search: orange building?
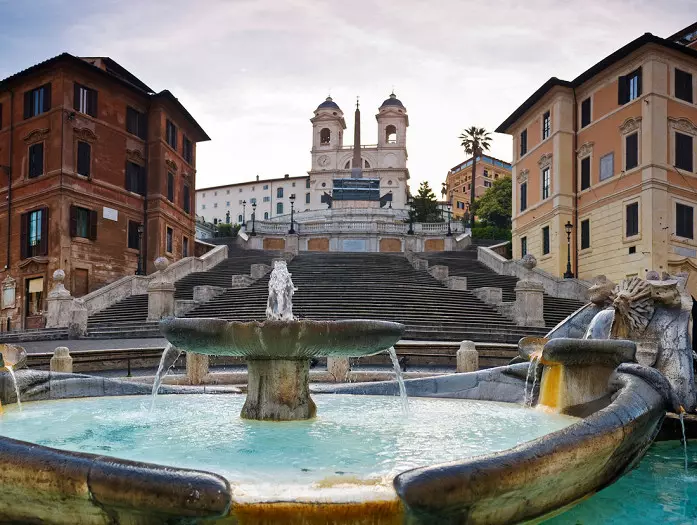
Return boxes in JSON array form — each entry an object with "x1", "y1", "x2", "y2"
[
  {"x1": 444, "y1": 155, "x2": 511, "y2": 219},
  {"x1": 497, "y1": 25, "x2": 697, "y2": 289}
]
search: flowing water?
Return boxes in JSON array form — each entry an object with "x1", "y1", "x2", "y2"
[
  {"x1": 680, "y1": 411, "x2": 688, "y2": 473},
  {"x1": 0, "y1": 394, "x2": 577, "y2": 500},
  {"x1": 149, "y1": 344, "x2": 182, "y2": 411},
  {"x1": 524, "y1": 356, "x2": 540, "y2": 407},
  {"x1": 266, "y1": 260, "x2": 297, "y2": 321},
  {"x1": 6, "y1": 366, "x2": 21, "y2": 411},
  {"x1": 387, "y1": 346, "x2": 409, "y2": 416},
  {"x1": 527, "y1": 357, "x2": 541, "y2": 408}
]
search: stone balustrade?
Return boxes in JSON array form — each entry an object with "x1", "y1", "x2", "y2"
[{"x1": 250, "y1": 220, "x2": 464, "y2": 235}]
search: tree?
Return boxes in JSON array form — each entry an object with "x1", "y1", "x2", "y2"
[
  {"x1": 412, "y1": 181, "x2": 441, "y2": 222},
  {"x1": 472, "y1": 176, "x2": 511, "y2": 228},
  {"x1": 459, "y1": 126, "x2": 492, "y2": 229}
]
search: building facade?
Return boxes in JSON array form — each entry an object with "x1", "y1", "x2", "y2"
[
  {"x1": 444, "y1": 155, "x2": 512, "y2": 219},
  {"x1": 0, "y1": 53, "x2": 208, "y2": 329},
  {"x1": 195, "y1": 93, "x2": 410, "y2": 222},
  {"x1": 497, "y1": 27, "x2": 697, "y2": 289}
]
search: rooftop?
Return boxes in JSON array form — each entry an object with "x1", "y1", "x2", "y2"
[
  {"x1": 449, "y1": 154, "x2": 512, "y2": 174},
  {"x1": 197, "y1": 174, "x2": 308, "y2": 192}
]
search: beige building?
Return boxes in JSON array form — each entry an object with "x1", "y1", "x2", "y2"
[
  {"x1": 444, "y1": 155, "x2": 512, "y2": 219},
  {"x1": 497, "y1": 25, "x2": 697, "y2": 289}
]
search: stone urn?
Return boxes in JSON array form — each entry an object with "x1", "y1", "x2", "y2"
[{"x1": 520, "y1": 253, "x2": 537, "y2": 270}]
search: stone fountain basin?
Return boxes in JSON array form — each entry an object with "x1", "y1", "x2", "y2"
[
  {"x1": 160, "y1": 317, "x2": 405, "y2": 358},
  {"x1": 0, "y1": 361, "x2": 670, "y2": 524}
]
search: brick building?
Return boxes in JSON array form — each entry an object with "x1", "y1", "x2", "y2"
[
  {"x1": 0, "y1": 53, "x2": 209, "y2": 329},
  {"x1": 444, "y1": 155, "x2": 512, "y2": 219}
]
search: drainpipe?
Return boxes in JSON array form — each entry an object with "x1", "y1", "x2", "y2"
[
  {"x1": 5, "y1": 89, "x2": 14, "y2": 271},
  {"x1": 142, "y1": 100, "x2": 151, "y2": 273},
  {"x1": 572, "y1": 88, "x2": 579, "y2": 277}
]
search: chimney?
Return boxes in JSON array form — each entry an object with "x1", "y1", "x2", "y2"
[
  {"x1": 284, "y1": 174, "x2": 289, "y2": 178},
  {"x1": 256, "y1": 175, "x2": 259, "y2": 181}
]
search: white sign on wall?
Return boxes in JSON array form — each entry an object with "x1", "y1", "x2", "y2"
[{"x1": 103, "y1": 207, "x2": 119, "y2": 221}]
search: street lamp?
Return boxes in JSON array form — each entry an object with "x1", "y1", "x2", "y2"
[
  {"x1": 407, "y1": 197, "x2": 414, "y2": 235},
  {"x1": 564, "y1": 221, "x2": 574, "y2": 278},
  {"x1": 251, "y1": 202, "x2": 257, "y2": 236},
  {"x1": 446, "y1": 201, "x2": 452, "y2": 236},
  {"x1": 289, "y1": 194, "x2": 296, "y2": 234},
  {"x1": 136, "y1": 224, "x2": 144, "y2": 275},
  {"x1": 242, "y1": 200, "x2": 246, "y2": 228}
]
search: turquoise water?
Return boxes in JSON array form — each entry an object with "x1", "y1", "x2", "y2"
[
  {"x1": 0, "y1": 394, "x2": 576, "y2": 499},
  {"x1": 546, "y1": 441, "x2": 697, "y2": 524}
]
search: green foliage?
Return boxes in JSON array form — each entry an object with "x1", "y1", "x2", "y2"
[
  {"x1": 216, "y1": 223, "x2": 241, "y2": 238},
  {"x1": 461, "y1": 218, "x2": 511, "y2": 241},
  {"x1": 459, "y1": 126, "x2": 492, "y2": 156},
  {"x1": 412, "y1": 181, "x2": 442, "y2": 222},
  {"x1": 472, "y1": 177, "x2": 512, "y2": 228}
]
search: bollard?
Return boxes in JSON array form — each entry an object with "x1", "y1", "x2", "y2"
[
  {"x1": 456, "y1": 341, "x2": 478, "y2": 373},
  {"x1": 50, "y1": 347, "x2": 73, "y2": 373}
]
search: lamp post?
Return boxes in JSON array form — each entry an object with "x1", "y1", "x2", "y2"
[
  {"x1": 564, "y1": 221, "x2": 574, "y2": 278},
  {"x1": 407, "y1": 197, "x2": 414, "y2": 235},
  {"x1": 136, "y1": 224, "x2": 144, "y2": 275},
  {"x1": 446, "y1": 201, "x2": 452, "y2": 236},
  {"x1": 289, "y1": 194, "x2": 296, "y2": 234},
  {"x1": 251, "y1": 202, "x2": 257, "y2": 236},
  {"x1": 242, "y1": 200, "x2": 246, "y2": 229}
]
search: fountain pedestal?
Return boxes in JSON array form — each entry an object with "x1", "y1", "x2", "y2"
[{"x1": 242, "y1": 359, "x2": 317, "y2": 420}]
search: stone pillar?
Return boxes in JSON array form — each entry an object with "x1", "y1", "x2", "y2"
[
  {"x1": 68, "y1": 299, "x2": 88, "y2": 337},
  {"x1": 250, "y1": 264, "x2": 271, "y2": 280},
  {"x1": 285, "y1": 235, "x2": 299, "y2": 255},
  {"x1": 45, "y1": 270, "x2": 74, "y2": 328},
  {"x1": 444, "y1": 276, "x2": 467, "y2": 290},
  {"x1": 186, "y1": 353, "x2": 209, "y2": 385},
  {"x1": 230, "y1": 275, "x2": 255, "y2": 288},
  {"x1": 147, "y1": 257, "x2": 176, "y2": 321},
  {"x1": 428, "y1": 265, "x2": 449, "y2": 281},
  {"x1": 192, "y1": 285, "x2": 226, "y2": 303},
  {"x1": 472, "y1": 287, "x2": 503, "y2": 305},
  {"x1": 50, "y1": 347, "x2": 73, "y2": 373},
  {"x1": 327, "y1": 357, "x2": 350, "y2": 382},
  {"x1": 514, "y1": 280, "x2": 545, "y2": 327},
  {"x1": 456, "y1": 341, "x2": 478, "y2": 373}
]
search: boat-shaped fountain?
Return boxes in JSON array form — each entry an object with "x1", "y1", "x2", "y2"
[{"x1": 0, "y1": 264, "x2": 691, "y2": 524}]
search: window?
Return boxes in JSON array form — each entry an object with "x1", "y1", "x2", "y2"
[
  {"x1": 675, "y1": 69, "x2": 693, "y2": 103},
  {"x1": 226, "y1": 201, "x2": 230, "y2": 207},
  {"x1": 483, "y1": 169, "x2": 489, "y2": 177},
  {"x1": 542, "y1": 226, "x2": 550, "y2": 255},
  {"x1": 542, "y1": 111, "x2": 551, "y2": 140},
  {"x1": 167, "y1": 172, "x2": 174, "y2": 202},
  {"x1": 213, "y1": 203, "x2": 218, "y2": 208},
  {"x1": 73, "y1": 83, "x2": 97, "y2": 117},
  {"x1": 618, "y1": 68, "x2": 642, "y2": 104},
  {"x1": 305, "y1": 192, "x2": 310, "y2": 204},
  {"x1": 277, "y1": 202, "x2": 283, "y2": 215},
  {"x1": 580, "y1": 157, "x2": 591, "y2": 190},
  {"x1": 484, "y1": 180, "x2": 492, "y2": 188},
  {"x1": 520, "y1": 182, "x2": 527, "y2": 212},
  {"x1": 126, "y1": 107, "x2": 147, "y2": 139},
  {"x1": 676, "y1": 203, "x2": 694, "y2": 239},
  {"x1": 520, "y1": 129, "x2": 527, "y2": 157},
  {"x1": 77, "y1": 141, "x2": 91, "y2": 177},
  {"x1": 264, "y1": 212, "x2": 269, "y2": 219},
  {"x1": 292, "y1": 182, "x2": 296, "y2": 187},
  {"x1": 580, "y1": 219, "x2": 590, "y2": 250},
  {"x1": 457, "y1": 201, "x2": 465, "y2": 209},
  {"x1": 675, "y1": 132, "x2": 693, "y2": 172},
  {"x1": 581, "y1": 98, "x2": 591, "y2": 128},
  {"x1": 306, "y1": 179, "x2": 311, "y2": 188},
  {"x1": 263, "y1": 196, "x2": 270, "y2": 202},
  {"x1": 250, "y1": 197, "x2": 256, "y2": 204},
  {"x1": 214, "y1": 191, "x2": 217, "y2": 196},
  {"x1": 23, "y1": 84, "x2": 51, "y2": 119},
  {"x1": 166, "y1": 227, "x2": 173, "y2": 253},
  {"x1": 600, "y1": 152, "x2": 614, "y2": 181},
  {"x1": 263, "y1": 184, "x2": 269, "y2": 190},
  {"x1": 201, "y1": 204, "x2": 206, "y2": 210},
  {"x1": 542, "y1": 167, "x2": 550, "y2": 199},
  {"x1": 183, "y1": 136, "x2": 193, "y2": 163},
  {"x1": 629, "y1": 246, "x2": 636, "y2": 254},
  {"x1": 28, "y1": 142, "x2": 44, "y2": 178},
  {"x1": 125, "y1": 162, "x2": 145, "y2": 195},
  {"x1": 238, "y1": 214, "x2": 243, "y2": 222},
  {"x1": 183, "y1": 237, "x2": 189, "y2": 257},
  {"x1": 625, "y1": 133, "x2": 639, "y2": 170},
  {"x1": 521, "y1": 237, "x2": 527, "y2": 256},
  {"x1": 70, "y1": 206, "x2": 97, "y2": 240},
  {"x1": 386, "y1": 125, "x2": 397, "y2": 144},
  {"x1": 21, "y1": 207, "x2": 48, "y2": 258},
  {"x1": 166, "y1": 119, "x2": 177, "y2": 150},
  {"x1": 26, "y1": 277, "x2": 44, "y2": 317},
  {"x1": 277, "y1": 187, "x2": 283, "y2": 198},
  {"x1": 226, "y1": 190, "x2": 230, "y2": 194},
  {"x1": 320, "y1": 128, "x2": 331, "y2": 144},
  {"x1": 626, "y1": 202, "x2": 639, "y2": 237},
  {"x1": 183, "y1": 184, "x2": 190, "y2": 214}
]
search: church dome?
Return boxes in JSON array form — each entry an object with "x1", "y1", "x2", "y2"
[
  {"x1": 317, "y1": 96, "x2": 341, "y2": 110},
  {"x1": 380, "y1": 93, "x2": 405, "y2": 109}
]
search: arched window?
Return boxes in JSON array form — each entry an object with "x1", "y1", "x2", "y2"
[
  {"x1": 264, "y1": 212, "x2": 269, "y2": 220},
  {"x1": 344, "y1": 160, "x2": 350, "y2": 169},
  {"x1": 344, "y1": 159, "x2": 370, "y2": 169},
  {"x1": 320, "y1": 128, "x2": 331, "y2": 144},
  {"x1": 386, "y1": 125, "x2": 397, "y2": 144},
  {"x1": 238, "y1": 215, "x2": 243, "y2": 222},
  {"x1": 364, "y1": 159, "x2": 370, "y2": 168}
]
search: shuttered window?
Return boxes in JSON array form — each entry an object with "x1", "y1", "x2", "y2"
[
  {"x1": 542, "y1": 226, "x2": 550, "y2": 255},
  {"x1": 77, "y1": 141, "x2": 91, "y2": 177},
  {"x1": 581, "y1": 97, "x2": 591, "y2": 128},
  {"x1": 28, "y1": 143, "x2": 44, "y2": 178},
  {"x1": 167, "y1": 172, "x2": 174, "y2": 202},
  {"x1": 618, "y1": 68, "x2": 642, "y2": 104},
  {"x1": 542, "y1": 111, "x2": 551, "y2": 140},
  {"x1": 521, "y1": 237, "x2": 527, "y2": 256},
  {"x1": 20, "y1": 207, "x2": 48, "y2": 258},
  {"x1": 676, "y1": 203, "x2": 694, "y2": 239},
  {"x1": 23, "y1": 84, "x2": 51, "y2": 119},
  {"x1": 581, "y1": 219, "x2": 590, "y2": 250},
  {"x1": 183, "y1": 184, "x2": 191, "y2": 214},
  {"x1": 166, "y1": 227, "x2": 173, "y2": 253},
  {"x1": 125, "y1": 162, "x2": 146, "y2": 196},
  {"x1": 70, "y1": 205, "x2": 97, "y2": 240},
  {"x1": 183, "y1": 136, "x2": 193, "y2": 163},
  {"x1": 127, "y1": 221, "x2": 141, "y2": 249},
  {"x1": 542, "y1": 168, "x2": 550, "y2": 199},
  {"x1": 675, "y1": 132, "x2": 693, "y2": 172},
  {"x1": 166, "y1": 120, "x2": 177, "y2": 150},
  {"x1": 73, "y1": 83, "x2": 98, "y2": 117},
  {"x1": 277, "y1": 202, "x2": 284, "y2": 215},
  {"x1": 625, "y1": 133, "x2": 639, "y2": 170},
  {"x1": 183, "y1": 237, "x2": 189, "y2": 258},
  {"x1": 580, "y1": 157, "x2": 591, "y2": 190},
  {"x1": 520, "y1": 182, "x2": 527, "y2": 211},
  {"x1": 626, "y1": 202, "x2": 639, "y2": 237},
  {"x1": 126, "y1": 107, "x2": 147, "y2": 139},
  {"x1": 675, "y1": 69, "x2": 693, "y2": 103},
  {"x1": 520, "y1": 129, "x2": 528, "y2": 157}
]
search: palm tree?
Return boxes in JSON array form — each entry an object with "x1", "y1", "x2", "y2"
[{"x1": 459, "y1": 126, "x2": 492, "y2": 230}]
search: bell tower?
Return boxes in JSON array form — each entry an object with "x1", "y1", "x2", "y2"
[{"x1": 310, "y1": 97, "x2": 346, "y2": 172}]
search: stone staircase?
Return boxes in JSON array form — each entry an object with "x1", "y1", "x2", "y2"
[
  {"x1": 420, "y1": 245, "x2": 585, "y2": 328},
  {"x1": 184, "y1": 252, "x2": 550, "y2": 344},
  {"x1": 83, "y1": 248, "x2": 279, "y2": 338}
]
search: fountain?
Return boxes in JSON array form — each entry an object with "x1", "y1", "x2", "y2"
[{"x1": 0, "y1": 270, "x2": 690, "y2": 523}]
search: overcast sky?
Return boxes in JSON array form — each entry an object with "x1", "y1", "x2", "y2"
[{"x1": 1, "y1": 0, "x2": 696, "y2": 192}]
